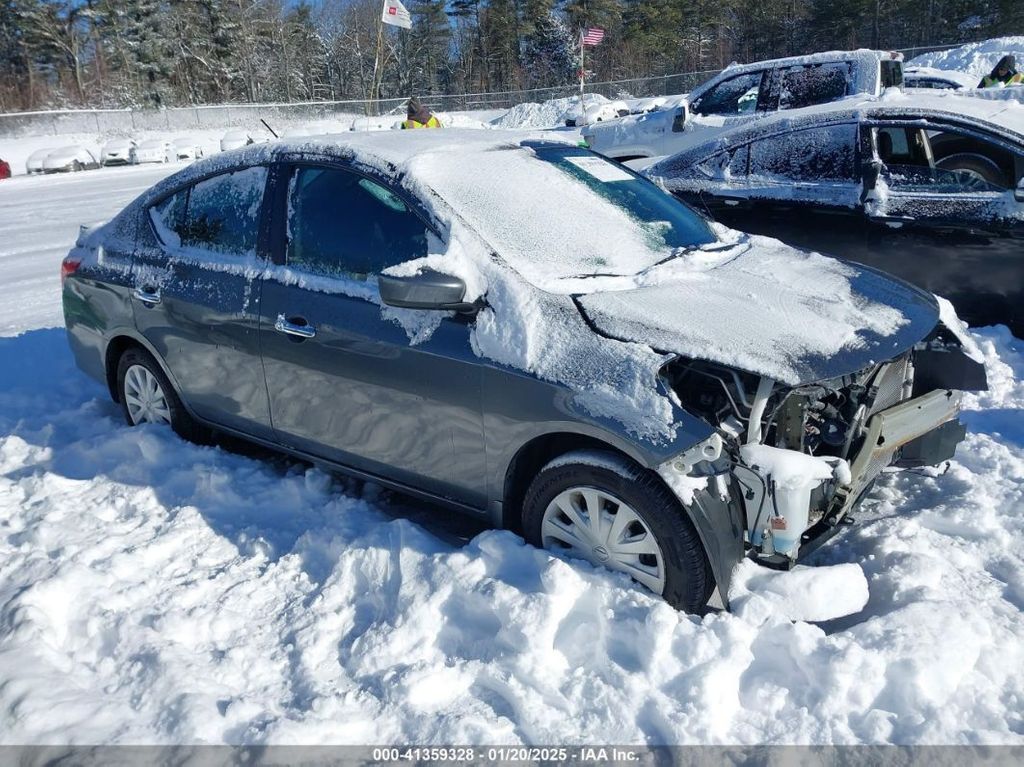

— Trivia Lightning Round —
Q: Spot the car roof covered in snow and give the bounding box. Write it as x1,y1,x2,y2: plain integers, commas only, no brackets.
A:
647,91,1024,175
903,66,977,89
140,129,576,208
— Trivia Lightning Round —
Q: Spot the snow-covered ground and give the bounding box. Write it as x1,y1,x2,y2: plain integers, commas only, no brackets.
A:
1,139,1023,746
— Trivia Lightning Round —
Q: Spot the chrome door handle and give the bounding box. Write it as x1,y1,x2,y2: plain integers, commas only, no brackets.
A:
133,286,161,305
275,314,316,338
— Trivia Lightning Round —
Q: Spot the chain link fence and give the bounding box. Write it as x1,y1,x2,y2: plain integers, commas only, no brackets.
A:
0,42,969,139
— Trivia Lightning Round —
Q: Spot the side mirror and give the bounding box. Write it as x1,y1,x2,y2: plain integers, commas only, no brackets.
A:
671,106,687,132
1015,179,1024,203
378,269,476,313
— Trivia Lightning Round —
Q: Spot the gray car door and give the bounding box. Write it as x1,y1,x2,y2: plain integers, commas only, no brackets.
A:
257,162,487,508
131,165,273,437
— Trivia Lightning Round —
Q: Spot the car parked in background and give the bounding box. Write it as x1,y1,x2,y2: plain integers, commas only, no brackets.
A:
62,131,983,613
646,95,1024,336
220,129,259,151
903,66,976,90
0,158,10,180
101,138,137,166
131,139,173,164
172,137,204,161
42,145,99,173
583,50,904,160
26,147,56,174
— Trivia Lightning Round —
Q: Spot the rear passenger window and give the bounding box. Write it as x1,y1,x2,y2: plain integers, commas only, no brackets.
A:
183,167,267,256
285,166,428,280
779,63,851,110
149,167,267,257
750,125,857,182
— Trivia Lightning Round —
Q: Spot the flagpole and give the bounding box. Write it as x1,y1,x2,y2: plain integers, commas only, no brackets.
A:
579,28,585,102
368,0,386,118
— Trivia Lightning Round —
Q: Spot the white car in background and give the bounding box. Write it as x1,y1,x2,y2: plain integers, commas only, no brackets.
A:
563,97,630,127
904,66,977,90
25,147,57,174
584,49,904,160
131,139,173,164
171,137,204,161
100,138,137,166
220,129,269,151
42,145,99,173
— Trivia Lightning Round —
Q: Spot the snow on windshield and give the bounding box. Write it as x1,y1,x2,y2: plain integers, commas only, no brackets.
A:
412,145,715,286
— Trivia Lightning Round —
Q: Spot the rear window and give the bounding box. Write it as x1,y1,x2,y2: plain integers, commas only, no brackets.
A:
418,145,717,284
149,167,267,257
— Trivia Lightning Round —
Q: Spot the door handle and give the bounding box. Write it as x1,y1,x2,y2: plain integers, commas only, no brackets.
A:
133,286,161,305
275,314,316,339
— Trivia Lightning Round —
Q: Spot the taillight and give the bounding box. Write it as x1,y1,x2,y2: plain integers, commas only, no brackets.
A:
61,256,82,287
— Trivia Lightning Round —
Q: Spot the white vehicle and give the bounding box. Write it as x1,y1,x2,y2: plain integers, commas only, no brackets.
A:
42,145,99,173
220,129,265,151
25,147,57,174
131,139,173,164
562,95,630,127
583,50,904,161
171,137,204,161
100,138,137,166
903,66,977,90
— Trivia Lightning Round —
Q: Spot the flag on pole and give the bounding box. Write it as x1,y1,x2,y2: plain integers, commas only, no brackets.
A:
382,0,412,29
582,27,605,46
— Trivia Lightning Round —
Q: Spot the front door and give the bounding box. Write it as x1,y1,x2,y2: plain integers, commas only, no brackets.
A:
257,163,487,506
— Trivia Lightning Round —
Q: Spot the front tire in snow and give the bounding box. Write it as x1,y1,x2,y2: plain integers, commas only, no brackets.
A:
522,450,714,612
116,347,205,442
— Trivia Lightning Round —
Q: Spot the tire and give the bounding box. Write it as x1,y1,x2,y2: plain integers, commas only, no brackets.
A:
522,450,714,612
116,347,207,443
935,153,1007,188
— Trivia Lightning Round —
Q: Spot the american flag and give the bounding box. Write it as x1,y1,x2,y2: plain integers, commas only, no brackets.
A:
582,27,605,46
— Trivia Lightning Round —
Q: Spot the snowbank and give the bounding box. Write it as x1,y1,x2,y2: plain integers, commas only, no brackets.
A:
908,37,1024,80
492,94,609,129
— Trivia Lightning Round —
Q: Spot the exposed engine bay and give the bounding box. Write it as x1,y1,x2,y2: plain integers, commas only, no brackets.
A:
659,324,986,568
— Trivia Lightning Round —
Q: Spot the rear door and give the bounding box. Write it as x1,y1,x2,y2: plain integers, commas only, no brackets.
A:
257,162,487,506
131,166,273,437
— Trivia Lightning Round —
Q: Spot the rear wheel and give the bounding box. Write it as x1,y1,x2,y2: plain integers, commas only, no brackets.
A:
936,153,1007,188
522,450,714,612
116,347,207,442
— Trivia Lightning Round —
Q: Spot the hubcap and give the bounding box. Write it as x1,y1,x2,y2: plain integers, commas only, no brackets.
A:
541,487,666,594
123,364,171,426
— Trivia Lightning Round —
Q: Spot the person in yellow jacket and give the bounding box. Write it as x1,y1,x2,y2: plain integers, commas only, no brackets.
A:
402,97,442,129
978,55,1023,88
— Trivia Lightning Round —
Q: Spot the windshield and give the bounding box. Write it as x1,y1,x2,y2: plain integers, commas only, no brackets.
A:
419,144,716,285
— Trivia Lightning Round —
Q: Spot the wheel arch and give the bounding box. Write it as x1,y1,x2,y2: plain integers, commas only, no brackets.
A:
103,332,188,413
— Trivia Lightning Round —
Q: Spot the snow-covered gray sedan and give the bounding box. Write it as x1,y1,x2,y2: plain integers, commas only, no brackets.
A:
61,130,984,612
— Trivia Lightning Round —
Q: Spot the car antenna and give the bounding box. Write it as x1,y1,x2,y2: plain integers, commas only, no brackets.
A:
261,119,279,139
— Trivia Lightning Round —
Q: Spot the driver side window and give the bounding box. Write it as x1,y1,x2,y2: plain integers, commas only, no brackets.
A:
285,166,429,280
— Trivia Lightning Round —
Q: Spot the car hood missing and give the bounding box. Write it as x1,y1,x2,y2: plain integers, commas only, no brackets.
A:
575,237,940,386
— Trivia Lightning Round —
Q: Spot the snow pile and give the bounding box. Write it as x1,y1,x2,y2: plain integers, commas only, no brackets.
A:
0,325,1022,744
908,37,1024,79
492,94,609,129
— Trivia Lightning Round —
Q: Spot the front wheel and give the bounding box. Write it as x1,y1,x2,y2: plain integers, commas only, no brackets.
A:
116,347,206,442
522,450,714,612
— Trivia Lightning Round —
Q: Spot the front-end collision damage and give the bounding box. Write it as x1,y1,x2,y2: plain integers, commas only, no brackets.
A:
655,313,986,607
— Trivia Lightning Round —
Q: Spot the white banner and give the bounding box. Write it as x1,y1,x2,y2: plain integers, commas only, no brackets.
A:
382,0,412,29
